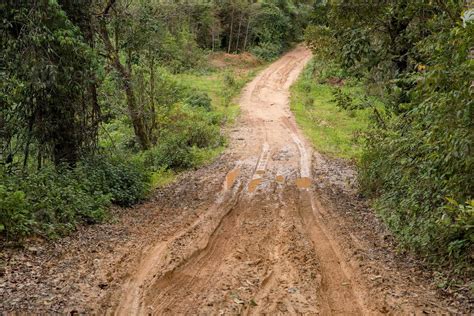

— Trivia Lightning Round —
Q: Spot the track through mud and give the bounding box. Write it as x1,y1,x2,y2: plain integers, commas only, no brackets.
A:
1,46,469,315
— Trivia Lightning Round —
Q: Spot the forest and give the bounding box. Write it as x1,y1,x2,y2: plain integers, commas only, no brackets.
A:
1,0,311,238
1,0,473,312
303,0,473,271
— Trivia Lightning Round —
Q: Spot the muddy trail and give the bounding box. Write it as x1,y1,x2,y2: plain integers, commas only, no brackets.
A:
1,46,471,315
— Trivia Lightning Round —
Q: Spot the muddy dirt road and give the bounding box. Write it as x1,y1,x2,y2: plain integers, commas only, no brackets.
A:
1,46,469,314
107,46,463,315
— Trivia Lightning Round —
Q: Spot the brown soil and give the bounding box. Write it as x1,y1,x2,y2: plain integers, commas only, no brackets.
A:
210,51,262,69
1,46,472,315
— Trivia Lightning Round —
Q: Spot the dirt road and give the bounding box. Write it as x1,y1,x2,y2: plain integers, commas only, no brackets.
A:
1,46,469,314
105,46,463,315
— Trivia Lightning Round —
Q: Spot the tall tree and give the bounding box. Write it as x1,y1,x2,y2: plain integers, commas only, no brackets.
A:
1,0,99,166
97,0,151,150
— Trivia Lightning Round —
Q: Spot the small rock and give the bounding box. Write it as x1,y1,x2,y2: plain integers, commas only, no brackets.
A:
98,283,108,289
287,287,298,294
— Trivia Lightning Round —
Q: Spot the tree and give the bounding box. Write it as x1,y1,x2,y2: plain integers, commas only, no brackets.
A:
97,0,151,150
1,0,99,167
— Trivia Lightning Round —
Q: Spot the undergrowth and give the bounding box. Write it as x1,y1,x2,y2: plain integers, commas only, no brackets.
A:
0,55,263,242
290,59,373,160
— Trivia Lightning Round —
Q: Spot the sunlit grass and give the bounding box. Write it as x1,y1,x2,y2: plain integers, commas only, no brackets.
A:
150,168,176,189
290,63,371,160
176,64,265,124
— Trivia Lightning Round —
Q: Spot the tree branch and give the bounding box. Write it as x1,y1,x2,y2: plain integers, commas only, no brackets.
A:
101,0,116,17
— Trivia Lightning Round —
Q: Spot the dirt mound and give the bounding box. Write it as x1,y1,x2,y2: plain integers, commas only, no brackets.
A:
210,51,262,69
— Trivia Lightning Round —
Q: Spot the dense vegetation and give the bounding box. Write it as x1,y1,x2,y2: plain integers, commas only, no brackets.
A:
304,1,473,272
0,0,309,240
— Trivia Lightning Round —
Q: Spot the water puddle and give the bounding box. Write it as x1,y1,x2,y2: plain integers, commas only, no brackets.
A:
248,178,262,193
224,168,240,190
275,175,285,184
296,177,311,189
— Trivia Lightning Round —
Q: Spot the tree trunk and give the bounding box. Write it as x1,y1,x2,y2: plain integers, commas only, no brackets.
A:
235,13,243,52
149,55,157,141
227,6,235,53
22,115,34,171
89,81,100,148
37,147,42,171
211,29,215,51
98,20,151,150
243,16,251,52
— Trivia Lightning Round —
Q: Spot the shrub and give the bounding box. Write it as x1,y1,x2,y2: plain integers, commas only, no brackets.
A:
145,103,224,170
79,153,151,206
0,185,32,238
359,24,474,266
184,89,212,111
251,41,283,61
0,166,109,239
0,152,152,240
145,133,195,170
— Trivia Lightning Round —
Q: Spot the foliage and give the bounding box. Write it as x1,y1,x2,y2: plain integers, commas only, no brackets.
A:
0,185,31,238
250,2,289,59
250,41,283,61
304,25,336,61
290,60,371,160
0,0,286,243
185,90,212,111
79,154,150,206
1,0,99,166
145,104,224,170
306,1,474,269
0,150,152,240
1,167,105,239
359,22,473,265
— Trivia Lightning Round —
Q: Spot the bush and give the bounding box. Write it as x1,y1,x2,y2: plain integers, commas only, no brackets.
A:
145,133,195,169
304,25,337,61
157,28,205,73
0,166,109,239
251,2,291,60
145,103,224,170
79,154,151,206
0,185,31,238
0,152,152,240
251,41,283,61
359,24,474,267
184,89,212,111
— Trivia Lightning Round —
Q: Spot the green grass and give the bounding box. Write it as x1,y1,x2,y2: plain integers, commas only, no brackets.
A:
177,72,239,120
150,168,175,189
98,57,265,193
176,66,265,124
290,60,371,160
169,62,265,173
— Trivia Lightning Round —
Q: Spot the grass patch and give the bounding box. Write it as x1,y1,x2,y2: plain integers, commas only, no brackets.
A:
290,59,371,160
176,60,266,124
147,55,265,186
150,168,175,189
177,72,239,121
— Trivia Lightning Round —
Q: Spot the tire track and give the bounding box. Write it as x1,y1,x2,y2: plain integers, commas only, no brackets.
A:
283,117,370,314
113,169,244,315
